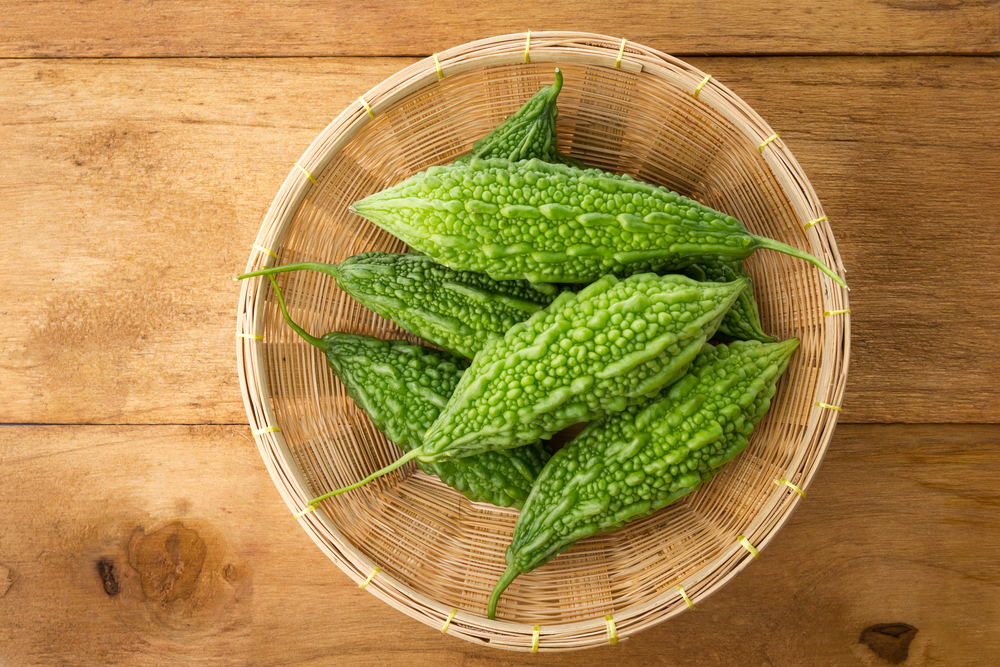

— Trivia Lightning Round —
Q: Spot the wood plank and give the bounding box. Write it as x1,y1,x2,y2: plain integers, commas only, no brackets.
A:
1,56,997,424
2,1,998,58
0,423,996,665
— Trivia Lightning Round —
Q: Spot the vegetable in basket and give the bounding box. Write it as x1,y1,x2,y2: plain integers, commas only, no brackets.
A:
351,157,847,288
457,67,588,170
458,68,561,165
487,337,800,619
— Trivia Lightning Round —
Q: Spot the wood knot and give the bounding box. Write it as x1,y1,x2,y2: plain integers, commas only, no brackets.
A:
223,563,249,584
128,521,207,607
859,623,918,665
107,519,251,637
97,559,120,596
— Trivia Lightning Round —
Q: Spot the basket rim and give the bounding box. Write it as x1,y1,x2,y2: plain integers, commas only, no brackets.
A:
235,31,850,652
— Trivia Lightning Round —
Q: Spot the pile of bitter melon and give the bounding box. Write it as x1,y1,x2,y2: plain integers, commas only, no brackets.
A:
239,70,843,619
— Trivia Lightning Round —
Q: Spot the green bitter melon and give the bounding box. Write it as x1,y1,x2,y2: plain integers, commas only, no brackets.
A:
239,252,558,358
488,337,800,618
352,157,846,288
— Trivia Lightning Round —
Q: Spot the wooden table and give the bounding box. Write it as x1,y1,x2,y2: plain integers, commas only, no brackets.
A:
2,4,998,665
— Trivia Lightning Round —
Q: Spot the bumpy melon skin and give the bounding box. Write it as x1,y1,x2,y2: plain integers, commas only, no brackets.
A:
335,252,558,358
673,260,775,343
353,157,759,284
420,273,749,461
457,69,563,164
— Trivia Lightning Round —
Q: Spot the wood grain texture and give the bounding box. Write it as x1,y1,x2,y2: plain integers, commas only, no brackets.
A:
2,56,997,424
2,1,999,58
0,423,996,665
0,57,401,425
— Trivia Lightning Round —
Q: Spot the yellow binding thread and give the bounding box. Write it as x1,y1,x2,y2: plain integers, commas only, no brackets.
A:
758,133,780,154
678,584,694,610
235,332,263,341
432,53,444,80
737,536,760,559
824,309,851,317
359,567,381,590
693,74,711,98
805,215,828,229
531,625,540,653
252,426,281,436
294,161,316,184
293,505,316,518
253,244,278,259
816,402,843,412
605,614,618,645
615,38,627,69
774,478,807,498
441,608,457,634
359,96,375,119
524,31,531,63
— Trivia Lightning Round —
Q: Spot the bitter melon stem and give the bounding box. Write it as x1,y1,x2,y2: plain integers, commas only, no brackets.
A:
236,262,341,282
751,236,848,289
267,274,325,350
487,566,520,620
306,448,425,505
550,68,563,98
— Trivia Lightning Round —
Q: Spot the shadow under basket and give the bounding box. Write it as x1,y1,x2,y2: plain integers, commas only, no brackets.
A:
235,31,849,652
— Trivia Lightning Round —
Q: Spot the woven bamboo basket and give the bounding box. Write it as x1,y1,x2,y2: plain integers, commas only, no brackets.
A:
235,32,849,652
